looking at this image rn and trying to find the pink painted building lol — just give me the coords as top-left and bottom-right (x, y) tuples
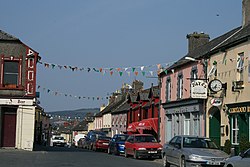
(159, 32), (208, 145)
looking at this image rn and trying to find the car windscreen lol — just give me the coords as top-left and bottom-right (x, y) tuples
(54, 137), (64, 140)
(116, 135), (129, 142)
(135, 136), (157, 143)
(183, 137), (218, 149)
(98, 136), (111, 140)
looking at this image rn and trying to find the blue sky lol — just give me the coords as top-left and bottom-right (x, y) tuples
(0, 0), (241, 112)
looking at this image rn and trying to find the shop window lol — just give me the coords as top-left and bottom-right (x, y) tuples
(231, 115), (239, 145)
(3, 61), (19, 87)
(184, 113), (190, 135)
(166, 114), (172, 142)
(193, 113), (200, 136)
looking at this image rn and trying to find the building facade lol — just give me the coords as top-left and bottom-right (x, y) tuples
(0, 30), (41, 151)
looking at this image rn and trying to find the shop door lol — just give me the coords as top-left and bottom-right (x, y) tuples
(209, 110), (221, 147)
(2, 108), (17, 147)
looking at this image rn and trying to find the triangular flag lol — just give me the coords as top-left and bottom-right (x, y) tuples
(127, 71), (131, 76)
(51, 64), (55, 69)
(110, 71), (113, 76)
(47, 89), (50, 93)
(135, 71), (138, 76)
(99, 68), (103, 73)
(141, 66), (145, 71)
(117, 68), (121, 72)
(124, 68), (128, 71)
(119, 71), (123, 76)
(132, 68), (136, 72)
(150, 71), (153, 76)
(142, 71), (146, 76)
(164, 70), (168, 75)
(157, 64), (161, 69)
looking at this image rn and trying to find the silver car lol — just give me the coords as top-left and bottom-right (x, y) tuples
(162, 135), (229, 167)
(224, 148), (250, 167)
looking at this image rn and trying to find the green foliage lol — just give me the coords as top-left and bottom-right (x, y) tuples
(224, 139), (232, 155)
(239, 135), (250, 153)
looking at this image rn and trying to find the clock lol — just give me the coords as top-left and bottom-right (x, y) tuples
(208, 79), (223, 92)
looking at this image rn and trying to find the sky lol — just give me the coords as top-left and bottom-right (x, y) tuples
(0, 0), (242, 112)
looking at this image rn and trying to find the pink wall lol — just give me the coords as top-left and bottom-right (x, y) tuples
(159, 62), (204, 144)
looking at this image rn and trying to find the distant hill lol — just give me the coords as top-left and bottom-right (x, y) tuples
(48, 108), (99, 120)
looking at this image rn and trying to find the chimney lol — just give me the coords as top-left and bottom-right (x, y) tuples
(242, 0), (250, 27)
(132, 80), (143, 92)
(186, 32), (210, 53)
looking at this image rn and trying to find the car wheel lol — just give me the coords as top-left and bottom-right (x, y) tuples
(180, 156), (186, 167)
(163, 155), (170, 167)
(133, 150), (138, 159)
(124, 149), (128, 158)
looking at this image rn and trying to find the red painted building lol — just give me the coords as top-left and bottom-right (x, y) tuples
(127, 85), (160, 140)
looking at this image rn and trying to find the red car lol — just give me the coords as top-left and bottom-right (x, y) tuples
(92, 136), (111, 152)
(124, 134), (162, 159)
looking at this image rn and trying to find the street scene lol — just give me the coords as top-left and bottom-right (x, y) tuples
(1, 0), (250, 167)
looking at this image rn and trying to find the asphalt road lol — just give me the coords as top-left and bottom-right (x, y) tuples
(0, 146), (163, 167)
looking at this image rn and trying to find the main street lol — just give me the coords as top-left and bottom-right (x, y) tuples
(0, 146), (162, 167)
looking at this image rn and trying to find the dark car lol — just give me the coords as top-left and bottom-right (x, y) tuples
(93, 136), (111, 152)
(84, 130), (106, 150)
(108, 134), (129, 155)
(125, 134), (162, 159)
(162, 135), (229, 167)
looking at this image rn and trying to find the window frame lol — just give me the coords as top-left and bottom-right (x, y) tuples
(177, 73), (183, 99)
(166, 77), (171, 102)
(0, 56), (23, 89)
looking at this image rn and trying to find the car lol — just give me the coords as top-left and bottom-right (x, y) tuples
(124, 134), (162, 159)
(93, 136), (111, 152)
(224, 148), (250, 167)
(51, 136), (66, 147)
(108, 134), (129, 155)
(84, 130), (106, 150)
(162, 135), (229, 167)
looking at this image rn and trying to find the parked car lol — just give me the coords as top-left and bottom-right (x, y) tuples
(162, 135), (229, 167)
(93, 136), (111, 152)
(224, 148), (250, 167)
(124, 134), (162, 159)
(51, 136), (66, 147)
(108, 134), (129, 155)
(84, 130), (106, 150)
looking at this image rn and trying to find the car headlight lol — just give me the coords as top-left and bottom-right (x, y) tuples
(189, 154), (205, 161)
(138, 148), (146, 150)
(118, 144), (124, 147)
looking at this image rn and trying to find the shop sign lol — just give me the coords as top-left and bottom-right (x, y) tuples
(191, 80), (207, 99)
(210, 98), (222, 106)
(229, 106), (250, 113)
(0, 98), (34, 105)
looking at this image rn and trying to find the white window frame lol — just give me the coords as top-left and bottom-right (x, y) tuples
(184, 113), (190, 135)
(231, 115), (239, 145)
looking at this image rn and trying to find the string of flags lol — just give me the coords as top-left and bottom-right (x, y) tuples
(37, 85), (110, 101)
(38, 60), (176, 76)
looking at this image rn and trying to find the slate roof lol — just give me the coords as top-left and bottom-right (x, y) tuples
(111, 100), (130, 114)
(149, 86), (160, 98)
(0, 30), (19, 41)
(137, 89), (150, 101)
(161, 26), (243, 73)
(100, 95), (126, 115)
(72, 120), (88, 131)
(127, 92), (138, 103)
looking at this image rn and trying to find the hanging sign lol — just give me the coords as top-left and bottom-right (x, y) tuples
(191, 80), (207, 99)
(210, 98), (222, 106)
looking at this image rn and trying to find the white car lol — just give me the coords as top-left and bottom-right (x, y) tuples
(224, 148), (250, 167)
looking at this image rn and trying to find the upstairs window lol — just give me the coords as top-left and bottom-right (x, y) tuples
(166, 77), (171, 102)
(237, 52), (244, 72)
(4, 61), (19, 86)
(177, 73), (183, 99)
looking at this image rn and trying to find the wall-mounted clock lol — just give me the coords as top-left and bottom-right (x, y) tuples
(208, 79), (222, 92)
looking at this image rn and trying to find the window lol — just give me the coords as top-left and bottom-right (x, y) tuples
(4, 61), (19, 85)
(166, 115), (172, 142)
(177, 73), (183, 99)
(184, 113), (190, 135)
(166, 77), (171, 101)
(190, 66), (198, 96)
(231, 115), (239, 145)
(237, 52), (244, 72)
(193, 113), (200, 136)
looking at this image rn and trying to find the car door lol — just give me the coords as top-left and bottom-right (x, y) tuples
(126, 136), (134, 155)
(237, 149), (250, 167)
(165, 136), (178, 164)
(171, 136), (183, 166)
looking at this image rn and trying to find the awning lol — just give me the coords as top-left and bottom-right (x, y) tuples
(136, 118), (158, 133)
(127, 122), (139, 133)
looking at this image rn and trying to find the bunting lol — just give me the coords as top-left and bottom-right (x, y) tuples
(37, 85), (110, 101)
(38, 60), (176, 77)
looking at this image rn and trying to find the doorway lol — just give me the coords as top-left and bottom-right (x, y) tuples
(209, 107), (221, 147)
